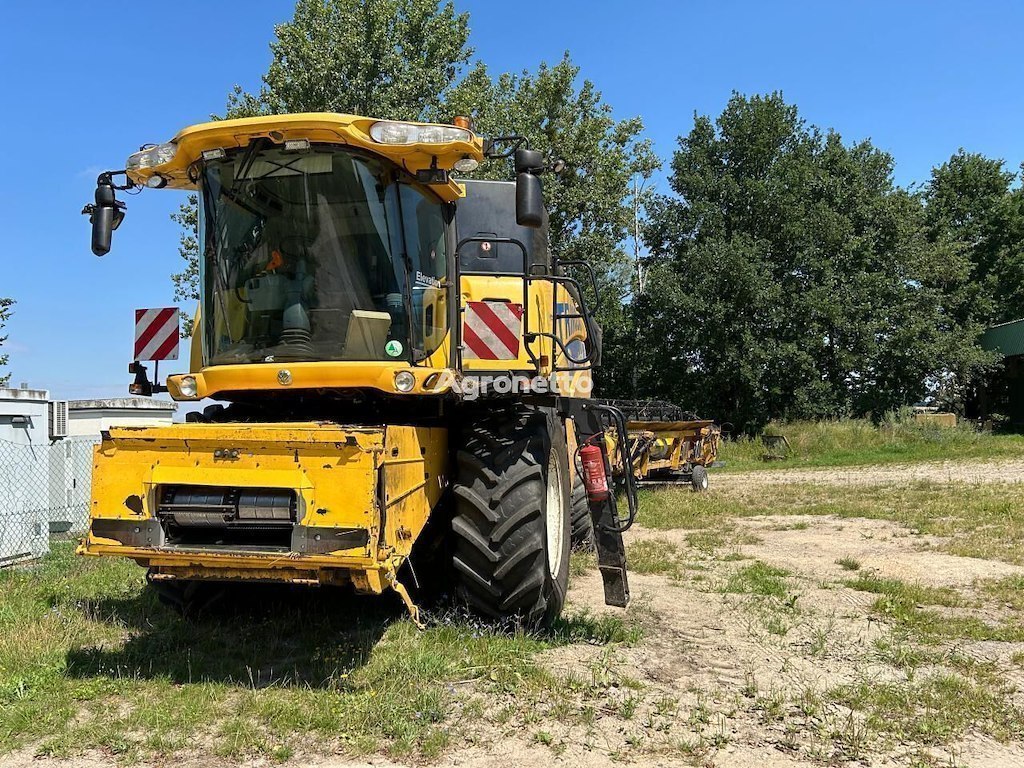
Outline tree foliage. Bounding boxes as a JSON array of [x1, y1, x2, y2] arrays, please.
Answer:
[[170, 199, 199, 336], [636, 93, 994, 429], [227, 0, 471, 119], [443, 57, 657, 274], [441, 56, 658, 375], [171, 0, 473, 334], [923, 150, 1024, 325], [921, 151, 1024, 417], [0, 297, 13, 387]]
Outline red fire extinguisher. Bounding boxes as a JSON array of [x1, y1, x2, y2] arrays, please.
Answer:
[[579, 441, 610, 502]]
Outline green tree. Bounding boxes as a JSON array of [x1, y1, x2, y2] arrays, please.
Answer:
[[996, 177, 1024, 321], [0, 297, 13, 387], [172, 0, 473, 334], [442, 56, 658, 385], [234, 0, 470, 118], [924, 150, 1022, 324], [170, 201, 198, 335], [640, 93, 988, 429], [923, 152, 1024, 415]]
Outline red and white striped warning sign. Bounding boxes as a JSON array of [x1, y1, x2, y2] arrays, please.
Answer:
[[134, 308, 180, 361], [463, 301, 523, 360]]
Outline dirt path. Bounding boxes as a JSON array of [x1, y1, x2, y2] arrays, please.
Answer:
[[289, 515, 1023, 768], [719, 458, 1024, 488], [529, 516, 1024, 767], [282, 509, 1022, 768]]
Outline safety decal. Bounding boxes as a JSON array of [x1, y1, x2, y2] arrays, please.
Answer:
[[462, 301, 524, 360], [134, 307, 179, 361]]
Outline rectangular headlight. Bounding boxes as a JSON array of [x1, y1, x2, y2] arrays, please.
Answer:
[[369, 121, 471, 145], [126, 142, 178, 171]]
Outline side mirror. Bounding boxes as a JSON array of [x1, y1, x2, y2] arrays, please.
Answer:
[[515, 172, 544, 228], [84, 176, 125, 256], [514, 148, 544, 174]]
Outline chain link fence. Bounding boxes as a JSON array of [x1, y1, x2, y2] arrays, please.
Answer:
[[0, 437, 99, 567]]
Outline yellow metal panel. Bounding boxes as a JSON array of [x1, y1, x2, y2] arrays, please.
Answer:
[[379, 426, 448, 558], [82, 422, 453, 595], [126, 113, 484, 203], [189, 306, 203, 373], [457, 274, 593, 388], [87, 546, 391, 593], [420, 284, 450, 364], [87, 423, 382, 534], [166, 361, 456, 401], [459, 274, 549, 374]]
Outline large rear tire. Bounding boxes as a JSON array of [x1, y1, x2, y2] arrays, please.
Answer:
[[451, 408, 571, 628]]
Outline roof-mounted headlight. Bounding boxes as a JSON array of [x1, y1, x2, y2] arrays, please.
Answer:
[[126, 142, 178, 171], [369, 121, 472, 145]]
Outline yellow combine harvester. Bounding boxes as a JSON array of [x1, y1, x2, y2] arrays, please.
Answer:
[[80, 113, 640, 627], [601, 400, 721, 491]]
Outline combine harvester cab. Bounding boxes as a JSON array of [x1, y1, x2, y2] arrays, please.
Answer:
[[79, 113, 640, 627]]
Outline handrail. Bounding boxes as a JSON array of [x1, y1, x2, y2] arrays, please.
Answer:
[[586, 402, 639, 533], [453, 237, 601, 372]]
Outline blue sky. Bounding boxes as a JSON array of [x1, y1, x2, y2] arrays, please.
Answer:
[[1, 1, 1021, 401]]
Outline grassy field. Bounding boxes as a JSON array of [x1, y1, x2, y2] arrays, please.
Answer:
[[639, 479, 1024, 565], [0, 545, 642, 762], [626, 478, 1024, 762], [718, 417, 1024, 472], [4, 421, 1024, 766]]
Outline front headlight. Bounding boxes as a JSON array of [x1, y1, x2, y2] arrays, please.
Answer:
[[178, 376, 198, 398], [126, 142, 178, 171], [394, 371, 416, 393], [369, 121, 472, 145]]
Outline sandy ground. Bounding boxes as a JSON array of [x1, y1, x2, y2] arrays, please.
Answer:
[[5, 462, 1023, 768], [718, 459, 1024, 488]]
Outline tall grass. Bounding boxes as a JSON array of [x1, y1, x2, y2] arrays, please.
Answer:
[[719, 416, 1024, 472]]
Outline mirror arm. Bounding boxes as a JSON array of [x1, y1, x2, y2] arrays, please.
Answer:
[[81, 170, 132, 219], [97, 169, 136, 192], [483, 135, 529, 160]]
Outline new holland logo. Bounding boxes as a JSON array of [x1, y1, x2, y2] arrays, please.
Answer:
[[462, 301, 524, 360]]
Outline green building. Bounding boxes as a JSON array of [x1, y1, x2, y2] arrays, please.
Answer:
[[979, 318, 1024, 426]]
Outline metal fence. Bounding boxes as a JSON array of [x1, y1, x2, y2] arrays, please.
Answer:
[[0, 437, 99, 567]]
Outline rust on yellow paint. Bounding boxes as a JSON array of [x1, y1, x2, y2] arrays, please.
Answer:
[[606, 421, 721, 479]]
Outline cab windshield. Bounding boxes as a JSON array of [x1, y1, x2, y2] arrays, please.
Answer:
[[198, 144, 448, 365]]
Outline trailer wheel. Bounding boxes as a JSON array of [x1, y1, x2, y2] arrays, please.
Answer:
[[570, 455, 595, 550], [451, 408, 571, 628], [691, 464, 709, 492]]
